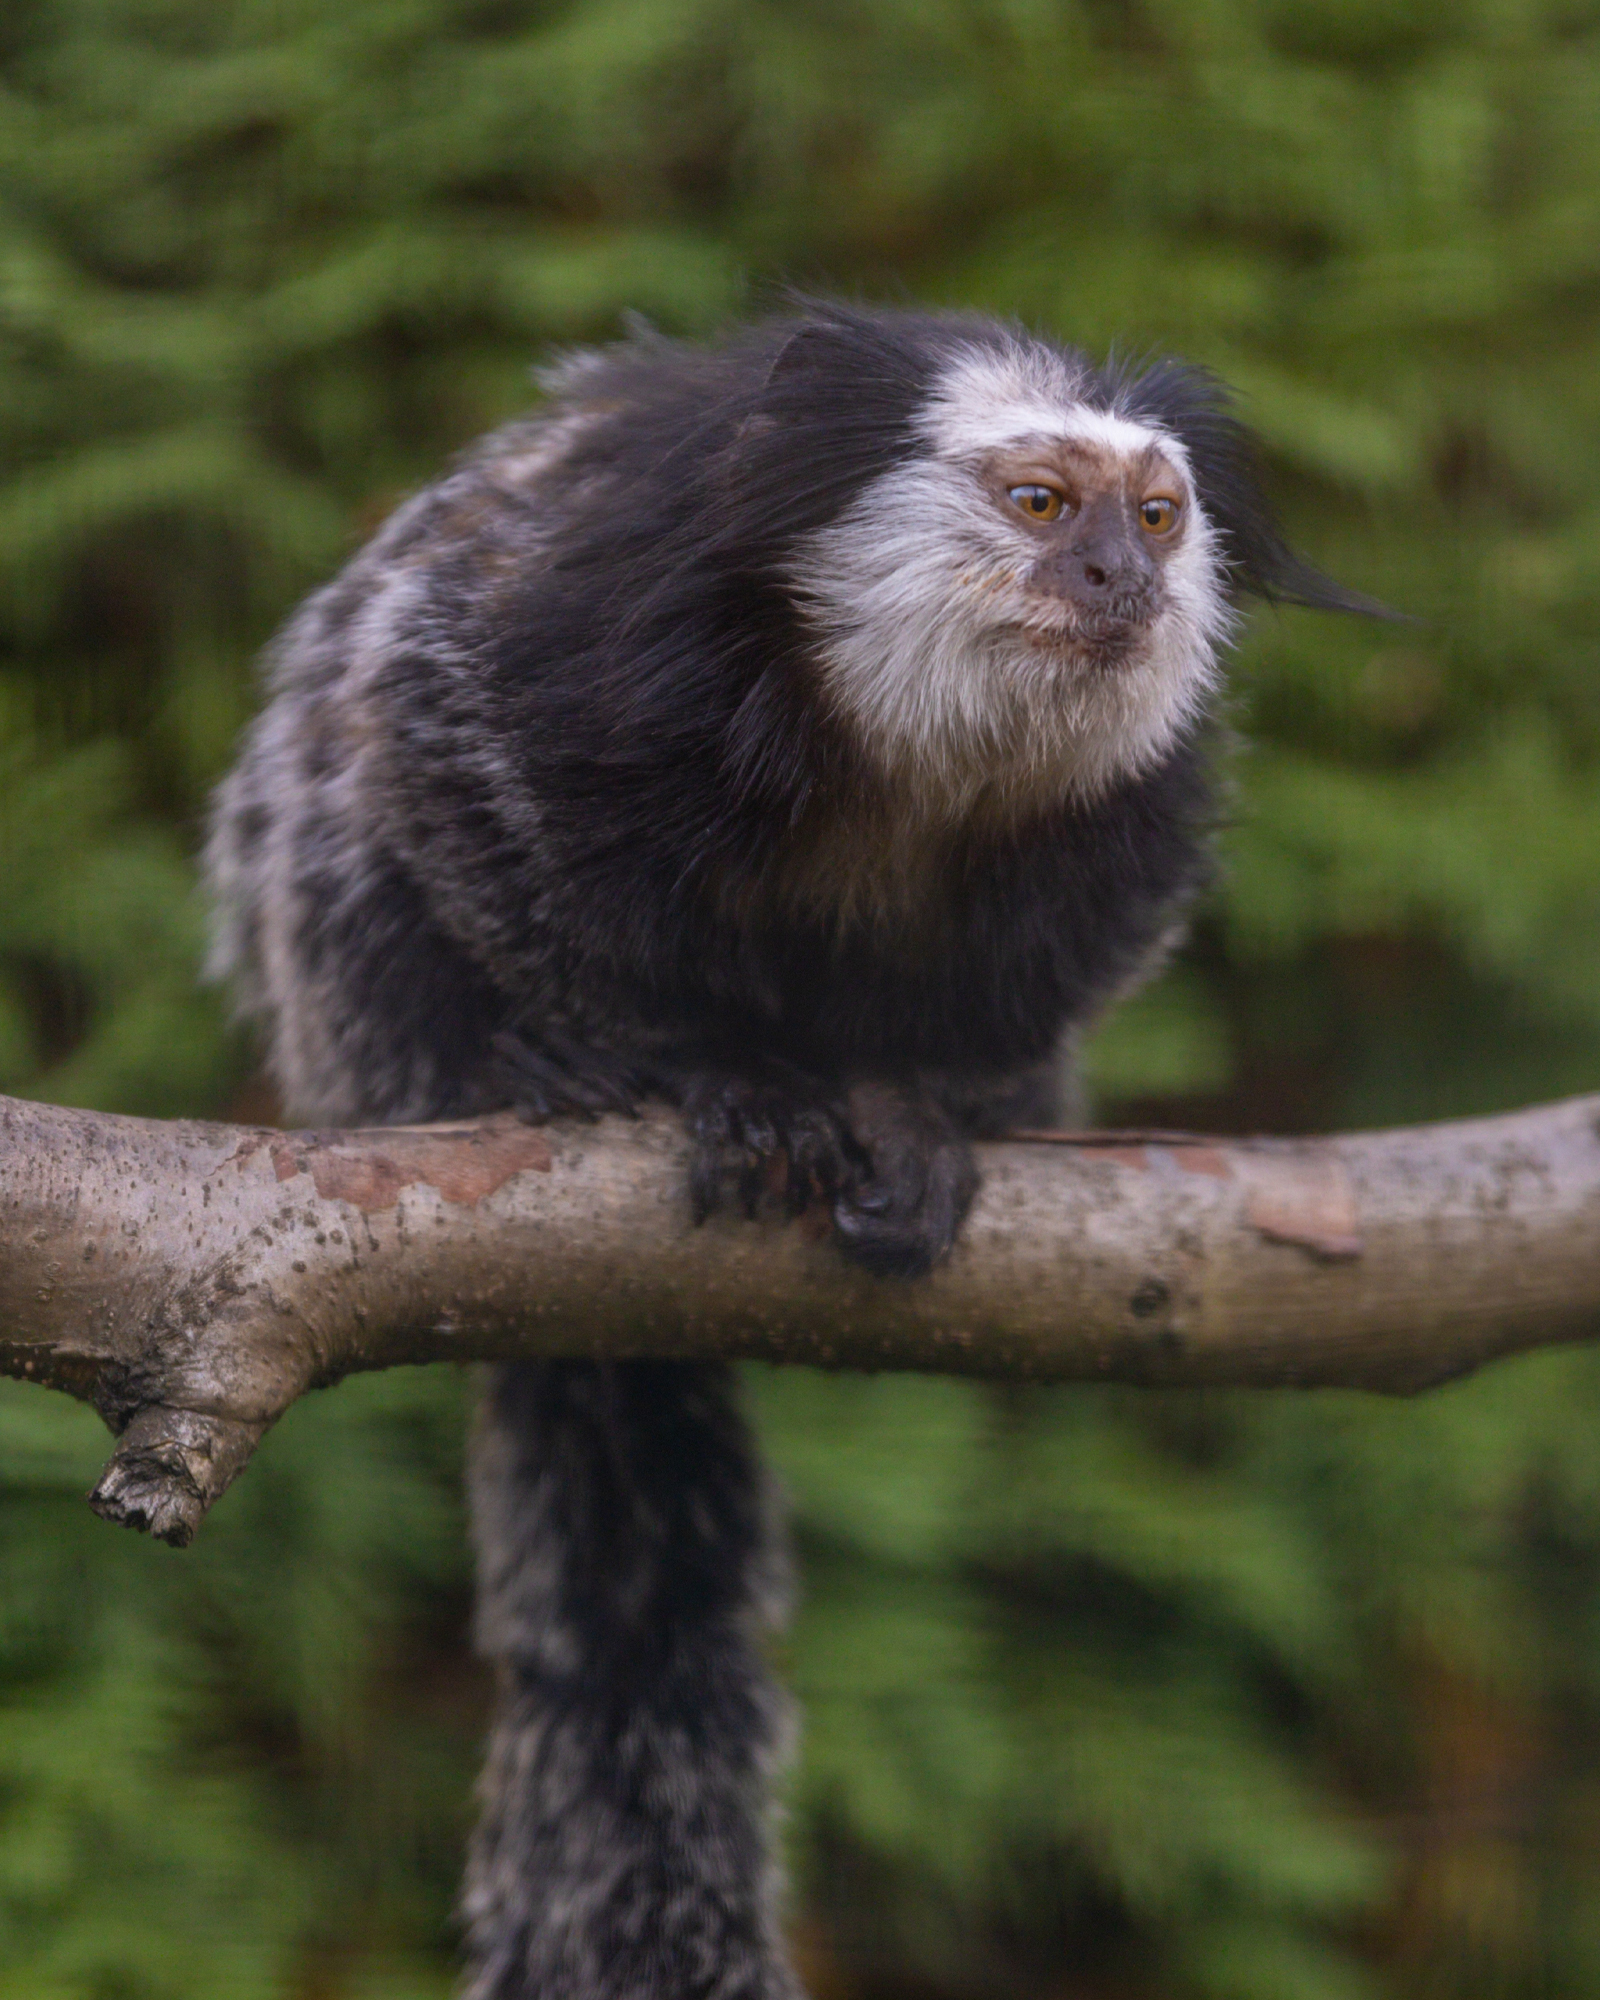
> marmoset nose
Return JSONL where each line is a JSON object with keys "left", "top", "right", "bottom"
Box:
{"left": 1071, "top": 535, "right": 1140, "bottom": 598}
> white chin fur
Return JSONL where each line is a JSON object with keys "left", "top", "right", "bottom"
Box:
{"left": 791, "top": 431, "right": 1233, "bottom": 819}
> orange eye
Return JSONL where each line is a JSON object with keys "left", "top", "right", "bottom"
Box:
{"left": 1139, "top": 495, "right": 1180, "bottom": 535}
{"left": 1008, "top": 484, "right": 1065, "bottom": 523}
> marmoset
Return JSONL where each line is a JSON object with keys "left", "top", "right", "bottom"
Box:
{"left": 207, "top": 304, "right": 1379, "bottom": 2000}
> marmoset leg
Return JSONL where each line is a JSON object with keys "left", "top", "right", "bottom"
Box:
{"left": 463, "top": 1359, "right": 799, "bottom": 2000}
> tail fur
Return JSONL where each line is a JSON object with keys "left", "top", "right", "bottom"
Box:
{"left": 462, "top": 1360, "right": 800, "bottom": 2000}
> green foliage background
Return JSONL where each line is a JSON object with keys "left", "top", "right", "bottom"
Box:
{"left": 6, "top": 1, "right": 1600, "bottom": 1993}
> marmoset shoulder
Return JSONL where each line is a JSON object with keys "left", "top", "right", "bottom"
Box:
{"left": 206, "top": 303, "right": 1380, "bottom": 2000}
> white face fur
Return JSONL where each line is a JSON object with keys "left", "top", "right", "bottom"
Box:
{"left": 791, "top": 341, "right": 1233, "bottom": 819}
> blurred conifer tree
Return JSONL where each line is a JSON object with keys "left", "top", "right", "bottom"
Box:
{"left": 6, "top": 1, "right": 1600, "bottom": 1994}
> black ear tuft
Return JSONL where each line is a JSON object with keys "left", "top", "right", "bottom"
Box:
{"left": 752, "top": 303, "right": 933, "bottom": 420}
{"left": 762, "top": 316, "right": 854, "bottom": 390}
{"left": 1120, "top": 359, "right": 1402, "bottom": 620}
{"left": 701, "top": 305, "right": 943, "bottom": 545}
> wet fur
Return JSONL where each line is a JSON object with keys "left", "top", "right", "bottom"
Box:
{"left": 206, "top": 303, "right": 1369, "bottom": 1998}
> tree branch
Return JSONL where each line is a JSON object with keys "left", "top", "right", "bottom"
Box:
{"left": 3, "top": 1090, "right": 1600, "bottom": 1545}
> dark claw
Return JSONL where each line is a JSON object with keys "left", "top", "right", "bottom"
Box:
{"left": 689, "top": 1147, "right": 721, "bottom": 1227}
{"left": 784, "top": 1109, "right": 843, "bottom": 1213}
{"left": 682, "top": 1070, "right": 851, "bottom": 1227}
{"left": 740, "top": 1104, "right": 779, "bottom": 1160}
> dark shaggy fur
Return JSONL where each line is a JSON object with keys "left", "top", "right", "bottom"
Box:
{"left": 207, "top": 303, "right": 1371, "bottom": 1999}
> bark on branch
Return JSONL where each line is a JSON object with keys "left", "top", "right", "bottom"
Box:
{"left": 3, "top": 1090, "right": 1600, "bottom": 1546}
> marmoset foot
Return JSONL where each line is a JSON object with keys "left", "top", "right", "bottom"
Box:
{"left": 680, "top": 1067, "right": 857, "bottom": 1224}
{"left": 681, "top": 1069, "right": 979, "bottom": 1279}
{"left": 830, "top": 1081, "right": 980, "bottom": 1279}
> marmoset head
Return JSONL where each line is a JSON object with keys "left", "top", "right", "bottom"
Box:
{"left": 727, "top": 310, "right": 1383, "bottom": 816}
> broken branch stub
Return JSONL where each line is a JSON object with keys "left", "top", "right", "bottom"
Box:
{"left": 3, "top": 1090, "right": 1600, "bottom": 1544}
